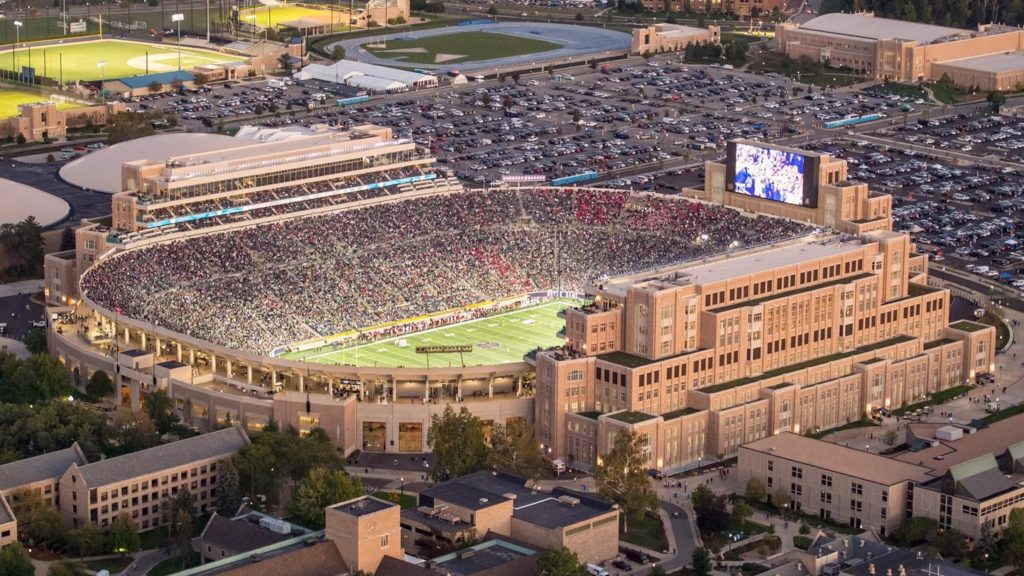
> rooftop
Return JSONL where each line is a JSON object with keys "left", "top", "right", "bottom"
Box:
{"left": 198, "top": 513, "right": 292, "bottom": 554}
{"left": 942, "top": 50, "right": 1024, "bottom": 73}
{"left": 713, "top": 272, "right": 876, "bottom": 312}
{"left": 742, "top": 433, "right": 933, "bottom": 485}
{"left": 678, "top": 240, "right": 865, "bottom": 287}
{"left": 429, "top": 537, "right": 538, "bottom": 575}
{"left": 662, "top": 407, "right": 700, "bottom": 420}
{"left": 77, "top": 427, "right": 248, "bottom": 487}
{"left": 596, "top": 350, "right": 658, "bottom": 368}
{"left": 607, "top": 410, "right": 657, "bottom": 424}
{"left": 897, "top": 414, "right": 1024, "bottom": 477}
{"left": 800, "top": 13, "right": 972, "bottom": 44}
{"left": 421, "top": 482, "right": 510, "bottom": 511}
{"left": 950, "top": 320, "right": 989, "bottom": 333}
{"left": 0, "top": 444, "right": 87, "bottom": 492}
{"left": 329, "top": 495, "right": 396, "bottom": 517}
{"left": 924, "top": 338, "right": 957, "bottom": 350}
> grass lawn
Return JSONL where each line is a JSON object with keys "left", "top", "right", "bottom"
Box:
{"left": 0, "top": 39, "right": 245, "bottom": 82}
{"left": 749, "top": 52, "right": 865, "bottom": 88}
{"left": 0, "top": 87, "right": 80, "bottom": 118}
{"left": 620, "top": 512, "right": 669, "bottom": 553}
{"left": 808, "top": 418, "right": 875, "bottom": 439}
{"left": 149, "top": 550, "right": 201, "bottom": 576}
{"left": 373, "top": 490, "right": 417, "bottom": 509}
{"left": 281, "top": 299, "right": 579, "bottom": 368}
{"left": 364, "top": 31, "right": 561, "bottom": 64}
{"left": 241, "top": 4, "right": 353, "bottom": 29}
{"left": 976, "top": 311, "right": 1010, "bottom": 349}
{"left": 720, "top": 32, "right": 764, "bottom": 45}
{"left": 82, "top": 556, "right": 134, "bottom": 573}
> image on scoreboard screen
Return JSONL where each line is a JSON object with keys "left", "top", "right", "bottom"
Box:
{"left": 731, "top": 142, "right": 814, "bottom": 207}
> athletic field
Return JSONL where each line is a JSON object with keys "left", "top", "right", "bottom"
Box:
{"left": 364, "top": 31, "right": 560, "bottom": 65}
{"left": 0, "top": 40, "right": 246, "bottom": 82}
{"left": 0, "top": 89, "right": 80, "bottom": 118}
{"left": 241, "top": 4, "right": 352, "bottom": 29}
{"left": 281, "top": 299, "right": 580, "bottom": 368}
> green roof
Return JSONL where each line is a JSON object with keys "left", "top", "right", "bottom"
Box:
{"left": 607, "top": 411, "right": 656, "bottom": 424}
{"left": 662, "top": 407, "right": 700, "bottom": 420}
{"left": 859, "top": 357, "right": 885, "bottom": 365}
{"left": 597, "top": 351, "right": 658, "bottom": 368}
{"left": 576, "top": 411, "right": 603, "bottom": 420}
{"left": 950, "top": 320, "right": 989, "bottom": 333}
{"left": 908, "top": 283, "right": 941, "bottom": 297}
{"left": 924, "top": 338, "right": 956, "bottom": 350}
{"left": 713, "top": 273, "right": 876, "bottom": 313}
{"left": 767, "top": 382, "right": 795, "bottom": 390}
{"left": 700, "top": 334, "right": 917, "bottom": 395}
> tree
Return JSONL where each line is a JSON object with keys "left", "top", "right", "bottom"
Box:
{"left": 427, "top": 406, "right": 489, "bottom": 481}
{"left": 891, "top": 516, "right": 936, "bottom": 547}
{"left": 931, "top": 527, "right": 966, "bottom": 561}
{"left": 59, "top": 227, "right": 75, "bottom": 251}
{"left": 24, "top": 328, "right": 48, "bottom": 355}
{"left": 331, "top": 46, "right": 345, "bottom": 60}
{"left": 106, "top": 111, "right": 157, "bottom": 144}
{"left": 278, "top": 54, "right": 293, "bottom": 74}
{"left": 745, "top": 476, "right": 766, "bottom": 503}
{"left": 15, "top": 133, "right": 25, "bottom": 145}
{"left": 488, "top": 418, "right": 543, "bottom": 477}
{"left": 66, "top": 522, "right": 104, "bottom": 558}
{"left": 149, "top": 80, "right": 164, "bottom": 94}
{"left": 692, "top": 485, "right": 729, "bottom": 534}
{"left": 593, "top": 429, "right": 657, "bottom": 533}
{"left": 1003, "top": 508, "right": 1024, "bottom": 571}
{"left": 0, "top": 542, "right": 34, "bottom": 576}
{"left": 26, "top": 506, "right": 64, "bottom": 549}
{"left": 215, "top": 459, "right": 242, "bottom": 515}
{"left": 110, "top": 513, "right": 141, "bottom": 556}
{"left": 0, "top": 217, "right": 44, "bottom": 278}
{"left": 48, "top": 560, "right": 90, "bottom": 576}
{"left": 3, "top": 353, "right": 74, "bottom": 404}
{"left": 692, "top": 546, "right": 712, "bottom": 576}
{"left": 86, "top": 370, "right": 114, "bottom": 398}
{"left": 537, "top": 546, "right": 585, "bottom": 576}
{"left": 170, "top": 509, "right": 194, "bottom": 566}
{"left": 772, "top": 487, "right": 791, "bottom": 513}
{"left": 487, "top": 4, "right": 497, "bottom": 15}
{"left": 109, "top": 407, "right": 160, "bottom": 455}
{"left": 648, "top": 567, "right": 668, "bottom": 576}
{"left": 287, "top": 467, "right": 364, "bottom": 529}
{"left": 575, "top": 11, "right": 584, "bottom": 20}
{"left": 881, "top": 428, "right": 899, "bottom": 449}
{"left": 145, "top": 388, "right": 180, "bottom": 435}
{"left": 987, "top": 90, "right": 1006, "bottom": 113}
{"left": 732, "top": 499, "right": 753, "bottom": 527}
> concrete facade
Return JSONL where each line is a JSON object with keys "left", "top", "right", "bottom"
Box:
{"left": 631, "top": 24, "right": 720, "bottom": 55}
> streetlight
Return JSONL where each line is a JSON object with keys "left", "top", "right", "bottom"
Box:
{"left": 172, "top": 13, "right": 184, "bottom": 71}
{"left": 97, "top": 60, "right": 105, "bottom": 84}
{"left": 13, "top": 20, "right": 22, "bottom": 70}
{"left": 399, "top": 477, "right": 405, "bottom": 498}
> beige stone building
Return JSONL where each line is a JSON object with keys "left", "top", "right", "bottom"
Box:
{"left": 638, "top": 0, "right": 784, "bottom": 17}
{"left": 58, "top": 426, "right": 249, "bottom": 532}
{"left": 536, "top": 141, "right": 995, "bottom": 475}
{"left": 0, "top": 444, "right": 88, "bottom": 548}
{"left": 631, "top": 24, "right": 720, "bottom": 55}
{"left": 739, "top": 414, "right": 1024, "bottom": 541}
{"left": 775, "top": 12, "right": 1024, "bottom": 90}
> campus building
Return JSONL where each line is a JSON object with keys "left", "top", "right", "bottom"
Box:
{"left": 638, "top": 0, "right": 785, "bottom": 17}
{"left": 534, "top": 142, "right": 995, "bottom": 474}
{"left": 775, "top": 12, "right": 1024, "bottom": 90}
{"left": 0, "top": 444, "right": 89, "bottom": 548}
{"left": 631, "top": 24, "right": 720, "bottom": 55}
{"left": 739, "top": 414, "right": 1024, "bottom": 541}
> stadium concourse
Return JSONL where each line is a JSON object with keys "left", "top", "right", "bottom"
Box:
{"left": 80, "top": 188, "right": 812, "bottom": 356}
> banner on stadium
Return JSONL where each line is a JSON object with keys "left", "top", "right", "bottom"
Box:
{"left": 416, "top": 345, "right": 473, "bottom": 354}
{"left": 70, "top": 21, "right": 88, "bottom": 33}
{"left": 501, "top": 175, "right": 546, "bottom": 183}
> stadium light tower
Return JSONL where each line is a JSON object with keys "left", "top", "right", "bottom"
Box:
{"left": 97, "top": 60, "right": 105, "bottom": 84}
{"left": 206, "top": 0, "right": 211, "bottom": 42}
{"left": 172, "top": 13, "right": 184, "bottom": 71}
{"left": 12, "top": 21, "right": 21, "bottom": 69}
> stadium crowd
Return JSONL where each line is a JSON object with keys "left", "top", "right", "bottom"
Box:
{"left": 82, "top": 189, "right": 812, "bottom": 354}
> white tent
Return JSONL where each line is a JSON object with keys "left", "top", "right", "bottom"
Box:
{"left": 293, "top": 60, "right": 438, "bottom": 90}
{"left": 346, "top": 74, "right": 406, "bottom": 92}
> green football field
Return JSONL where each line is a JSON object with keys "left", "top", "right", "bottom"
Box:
{"left": 0, "top": 88, "right": 81, "bottom": 118}
{"left": 364, "top": 31, "right": 561, "bottom": 65}
{"left": 282, "top": 299, "right": 581, "bottom": 368}
{"left": 0, "top": 40, "right": 246, "bottom": 82}
{"left": 241, "top": 4, "right": 352, "bottom": 29}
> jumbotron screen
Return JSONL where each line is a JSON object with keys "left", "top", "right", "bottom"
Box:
{"left": 728, "top": 142, "right": 818, "bottom": 208}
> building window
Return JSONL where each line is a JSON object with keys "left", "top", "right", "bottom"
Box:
{"left": 821, "top": 474, "right": 832, "bottom": 487}
{"left": 791, "top": 466, "right": 802, "bottom": 479}
{"left": 381, "top": 534, "right": 390, "bottom": 549}
{"left": 851, "top": 482, "right": 863, "bottom": 496}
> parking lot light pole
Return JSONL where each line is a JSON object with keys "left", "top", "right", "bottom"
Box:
{"left": 172, "top": 13, "right": 184, "bottom": 72}
{"left": 13, "top": 21, "right": 22, "bottom": 71}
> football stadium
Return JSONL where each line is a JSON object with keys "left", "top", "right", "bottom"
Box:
{"left": 0, "top": 39, "right": 246, "bottom": 82}
{"left": 44, "top": 124, "right": 825, "bottom": 455}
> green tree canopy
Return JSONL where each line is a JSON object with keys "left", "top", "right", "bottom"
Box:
{"left": 537, "top": 546, "right": 585, "bottom": 576}
{"left": 487, "top": 418, "right": 543, "bottom": 478}
{"left": 24, "top": 328, "right": 47, "bottom": 355}
{"left": 110, "top": 513, "right": 141, "bottom": 556}
{"left": 745, "top": 476, "right": 766, "bottom": 503}
{"left": 215, "top": 458, "right": 243, "bottom": 515}
{"left": 0, "top": 542, "right": 35, "bottom": 576}
{"left": 48, "top": 560, "right": 90, "bottom": 576}
{"left": 692, "top": 546, "right": 712, "bottom": 576}
{"left": 86, "top": 370, "right": 114, "bottom": 398}
{"left": 1003, "top": 508, "right": 1024, "bottom": 571}
{"left": 427, "top": 406, "right": 489, "bottom": 481}
{"left": 0, "top": 217, "right": 44, "bottom": 278}
{"left": 286, "top": 467, "right": 364, "bottom": 529}
{"left": 593, "top": 429, "right": 657, "bottom": 532}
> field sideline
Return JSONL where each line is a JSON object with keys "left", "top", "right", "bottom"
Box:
{"left": 0, "top": 39, "right": 245, "bottom": 82}
{"left": 281, "top": 299, "right": 580, "bottom": 368}
{"left": 364, "top": 31, "right": 561, "bottom": 65}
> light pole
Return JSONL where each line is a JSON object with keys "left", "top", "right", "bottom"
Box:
{"left": 13, "top": 21, "right": 22, "bottom": 71}
{"left": 172, "top": 13, "right": 184, "bottom": 71}
{"left": 245, "top": 14, "right": 256, "bottom": 44}
{"left": 97, "top": 61, "right": 105, "bottom": 93}
{"left": 206, "top": 0, "right": 211, "bottom": 42}
{"left": 399, "top": 477, "right": 405, "bottom": 498}
{"left": 62, "top": 0, "right": 67, "bottom": 36}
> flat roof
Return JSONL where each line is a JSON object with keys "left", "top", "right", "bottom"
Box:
{"left": 431, "top": 538, "right": 537, "bottom": 574}
{"left": 742, "top": 433, "right": 933, "bottom": 485}
{"left": 678, "top": 240, "right": 865, "bottom": 286}
{"left": 422, "top": 482, "right": 510, "bottom": 510}
{"left": 896, "top": 415, "right": 1024, "bottom": 476}
{"left": 330, "top": 496, "right": 395, "bottom": 517}
{"left": 800, "top": 13, "right": 971, "bottom": 44}
{"left": 939, "top": 51, "right": 1024, "bottom": 73}
{"left": 607, "top": 410, "right": 656, "bottom": 424}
